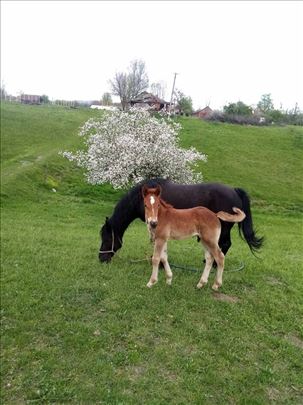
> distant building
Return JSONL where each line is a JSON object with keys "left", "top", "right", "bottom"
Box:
{"left": 193, "top": 106, "right": 213, "bottom": 119}
{"left": 90, "top": 105, "right": 118, "bottom": 111}
{"left": 19, "top": 94, "right": 41, "bottom": 104}
{"left": 130, "top": 92, "right": 170, "bottom": 111}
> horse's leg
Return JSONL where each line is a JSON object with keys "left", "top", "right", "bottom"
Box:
{"left": 197, "top": 249, "right": 214, "bottom": 289}
{"left": 208, "top": 223, "right": 232, "bottom": 269}
{"left": 160, "top": 242, "right": 173, "bottom": 285}
{"left": 211, "top": 247, "right": 225, "bottom": 291}
{"left": 147, "top": 239, "right": 165, "bottom": 288}
{"left": 218, "top": 222, "right": 233, "bottom": 256}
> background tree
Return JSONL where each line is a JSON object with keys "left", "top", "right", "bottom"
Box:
{"left": 224, "top": 101, "right": 253, "bottom": 116}
{"left": 267, "top": 109, "right": 284, "bottom": 123}
{"left": 150, "top": 81, "right": 166, "bottom": 99}
{"left": 101, "top": 92, "right": 112, "bottom": 106}
{"left": 110, "top": 59, "right": 149, "bottom": 110}
{"left": 40, "top": 94, "right": 49, "bottom": 103}
{"left": 176, "top": 90, "right": 193, "bottom": 115}
{"left": 257, "top": 94, "right": 274, "bottom": 114}
{"left": 1, "top": 82, "right": 7, "bottom": 99}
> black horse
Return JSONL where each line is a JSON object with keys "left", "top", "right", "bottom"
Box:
{"left": 99, "top": 178, "right": 263, "bottom": 263}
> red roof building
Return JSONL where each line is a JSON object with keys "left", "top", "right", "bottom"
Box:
{"left": 193, "top": 106, "right": 213, "bottom": 119}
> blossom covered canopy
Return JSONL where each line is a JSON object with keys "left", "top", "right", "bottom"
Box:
{"left": 62, "top": 108, "right": 207, "bottom": 189}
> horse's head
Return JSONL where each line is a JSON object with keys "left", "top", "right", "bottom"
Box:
{"left": 99, "top": 217, "right": 122, "bottom": 263}
{"left": 142, "top": 184, "right": 161, "bottom": 229}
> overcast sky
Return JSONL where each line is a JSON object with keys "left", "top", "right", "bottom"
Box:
{"left": 1, "top": 0, "right": 303, "bottom": 110}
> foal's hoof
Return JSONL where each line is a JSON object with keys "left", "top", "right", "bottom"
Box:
{"left": 212, "top": 282, "right": 221, "bottom": 291}
{"left": 146, "top": 280, "right": 157, "bottom": 288}
{"left": 166, "top": 278, "right": 172, "bottom": 286}
{"left": 197, "top": 281, "right": 207, "bottom": 289}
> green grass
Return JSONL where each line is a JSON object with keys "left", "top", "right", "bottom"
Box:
{"left": 1, "top": 102, "right": 303, "bottom": 403}
{"left": 179, "top": 117, "right": 303, "bottom": 212}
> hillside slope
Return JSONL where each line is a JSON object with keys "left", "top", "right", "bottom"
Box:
{"left": 179, "top": 117, "right": 303, "bottom": 212}
{"left": 1, "top": 102, "right": 302, "bottom": 212}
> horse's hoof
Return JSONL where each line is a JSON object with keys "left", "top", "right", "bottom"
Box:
{"left": 166, "top": 279, "right": 172, "bottom": 286}
{"left": 147, "top": 280, "right": 157, "bottom": 288}
{"left": 197, "top": 281, "right": 206, "bottom": 289}
{"left": 212, "top": 283, "right": 221, "bottom": 291}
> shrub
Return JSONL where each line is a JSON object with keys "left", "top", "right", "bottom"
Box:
{"left": 223, "top": 101, "right": 253, "bottom": 116}
{"left": 62, "top": 107, "right": 207, "bottom": 189}
{"left": 206, "top": 111, "right": 266, "bottom": 126}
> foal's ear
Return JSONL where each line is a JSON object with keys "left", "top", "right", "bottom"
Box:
{"left": 142, "top": 184, "right": 149, "bottom": 197}
{"left": 155, "top": 184, "right": 162, "bottom": 196}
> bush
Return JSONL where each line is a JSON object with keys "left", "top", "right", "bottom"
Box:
{"left": 271, "top": 111, "right": 303, "bottom": 126}
{"left": 206, "top": 111, "right": 266, "bottom": 126}
{"left": 223, "top": 101, "right": 253, "bottom": 116}
{"left": 62, "top": 107, "right": 207, "bottom": 189}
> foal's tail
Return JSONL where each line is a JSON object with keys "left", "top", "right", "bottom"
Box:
{"left": 234, "top": 188, "right": 264, "bottom": 253}
{"left": 217, "top": 207, "right": 246, "bottom": 223}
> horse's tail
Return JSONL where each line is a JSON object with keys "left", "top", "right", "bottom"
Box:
{"left": 235, "top": 188, "right": 264, "bottom": 253}
{"left": 217, "top": 207, "right": 246, "bottom": 223}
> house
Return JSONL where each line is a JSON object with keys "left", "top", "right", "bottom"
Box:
{"left": 90, "top": 105, "right": 118, "bottom": 111}
{"left": 193, "top": 106, "right": 213, "bottom": 119}
{"left": 129, "top": 92, "right": 170, "bottom": 111}
{"left": 20, "top": 94, "right": 41, "bottom": 104}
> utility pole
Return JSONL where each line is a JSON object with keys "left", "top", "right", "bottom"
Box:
{"left": 169, "top": 72, "right": 178, "bottom": 113}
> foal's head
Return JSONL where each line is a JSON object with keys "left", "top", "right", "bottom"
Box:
{"left": 142, "top": 185, "right": 162, "bottom": 229}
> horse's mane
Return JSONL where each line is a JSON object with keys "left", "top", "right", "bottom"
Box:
{"left": 159, "top": 198, "right": 173, "bottom": 209}
{"left": 109, "top": 178, "right": 170, "bottom": 231}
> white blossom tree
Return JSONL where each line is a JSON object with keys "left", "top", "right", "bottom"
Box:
{"left": 62, "top": 107, "right": 207, "bottom": 189}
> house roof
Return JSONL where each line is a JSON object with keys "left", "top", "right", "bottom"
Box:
{"left": 130, "top": 92, "right": 169, "bottom": 105}
{"left": 194, "top": 106, "right": 213, "bottom": 114}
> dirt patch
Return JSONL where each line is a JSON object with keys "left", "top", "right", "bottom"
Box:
{"left": 20, "top": 160, "right": 32, "bottom": 166}
{"left": 116, "top": 365, "right": 146, "bottom": 380}
{"left": 122, "top": 366, "right": 147, "bottom": 382}
{"left": 267, "top": 387, "right": 281, "bottom": 401}
{"left": 129, "top": 366, "right": 146, "bottom": 377}
{"left": 160, "top": 368, "right": 178, "bottom": 382}
{"left": 212, "top": 292, "right": 240, "bottom": 303}
{"left": 266, "top": 276, "right": 284, "bottom": 286}
{"left": 285, "top": 334, "right": 303, "bottom": 349}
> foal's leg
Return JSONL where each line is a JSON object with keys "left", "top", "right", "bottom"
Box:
{"left": 197, "top": 250, "right": 214, "bottom": 289}
{"left": 160, "top": 242, "right": 173, "bottom": 285}
{"left": 147, "top": 239, "right": 166, "bottom": 288}
{"left": 211, "top": 247, "right": 225, "bottom": 291}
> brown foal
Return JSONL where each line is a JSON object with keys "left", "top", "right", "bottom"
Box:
{"left": 142, "top": 185, "right": 246, "bottom": 290}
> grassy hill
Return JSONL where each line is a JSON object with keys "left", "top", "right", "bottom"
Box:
{"left": 2, "top": 102, "right": 302, "bottom": 211}
{"left": 1, "top": 102, "right": 303, "bottom": 403}
{"left": 180, "top": 117, "right": 303, "bottom": 212}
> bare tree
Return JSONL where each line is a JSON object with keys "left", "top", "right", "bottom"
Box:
{"left": 110, "top": 59, "right": 149, "bottom": 110}
{"left": 127, "top": 60, "right": 149, "bottom": 98}
{"left": 150, "top": 81, "right": 167, "bottom": 99}
{"left": 101, "top": 92, "right": 113, "bottom": 106}
{"left": 0, "top": 81, "right": 7, "bottom": 100}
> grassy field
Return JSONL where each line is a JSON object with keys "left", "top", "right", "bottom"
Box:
{"left": 1, "top": 102, "right": 303, "bottom": 404}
